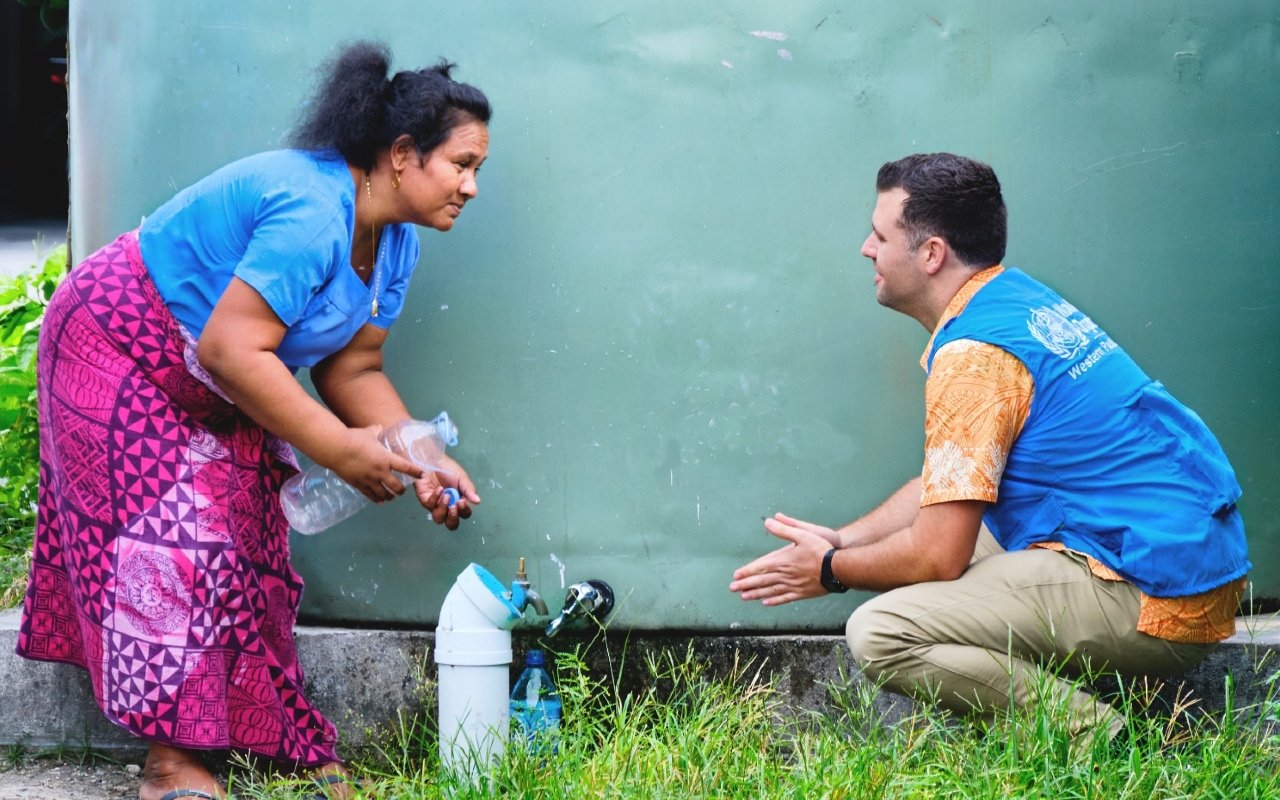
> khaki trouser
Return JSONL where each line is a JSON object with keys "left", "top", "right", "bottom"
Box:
{"left": 845, "top": 529, "right": 1214, "bottom": 741}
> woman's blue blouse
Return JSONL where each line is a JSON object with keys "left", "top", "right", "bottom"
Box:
{"left": 139, "top": 149, "right": 420, "bottom": 369}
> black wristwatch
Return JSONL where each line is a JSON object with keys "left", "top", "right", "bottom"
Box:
{"left": 820, "top": 548, "right": 848, "bottom": 593}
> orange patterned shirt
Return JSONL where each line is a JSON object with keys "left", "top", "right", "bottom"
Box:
{"left": 918, "top": 266, "right": 1242, "bottom": 644}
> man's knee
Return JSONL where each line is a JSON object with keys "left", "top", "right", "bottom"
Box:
{"left": 845, "top": 596, "right": 908, "bottom": 680}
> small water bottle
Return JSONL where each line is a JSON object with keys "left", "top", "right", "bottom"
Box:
{"left": 280, "top": 412, "right": 459, "bottom": 534}
{"left": 509, "top": 649, "right": 561, "bottom": 750}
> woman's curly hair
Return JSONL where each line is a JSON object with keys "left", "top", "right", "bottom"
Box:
{"left": 290, "top": 40, "right": 491, "bottom": 171}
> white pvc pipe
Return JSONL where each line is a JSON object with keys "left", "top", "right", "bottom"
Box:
{"left": 435, "top": 563, "right": 524, "bottom": 776}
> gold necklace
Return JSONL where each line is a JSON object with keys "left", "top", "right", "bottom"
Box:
{"left": 371, "top": 234, "right": 385, "bottom": 318}
{"left": 363, "top": 174, "right": 382, "bottom": 318}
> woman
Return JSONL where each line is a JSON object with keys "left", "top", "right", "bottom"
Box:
{"left": 17, "top": 41, "right": 488, "bottom": 799}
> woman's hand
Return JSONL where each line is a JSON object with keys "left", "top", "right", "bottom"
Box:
{"left": 411, "top": 454, "right": 480, "bottom": 531}
{"left": 330, "top": 425, "right": 425, "bottom": 503}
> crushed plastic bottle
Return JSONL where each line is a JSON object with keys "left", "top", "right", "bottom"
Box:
{"left": 280, "top": 412, "right": 458, "bottom": 534}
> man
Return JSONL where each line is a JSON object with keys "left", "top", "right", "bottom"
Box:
{"left": 729, "top": 153, "right": 1250, "bottom": 743}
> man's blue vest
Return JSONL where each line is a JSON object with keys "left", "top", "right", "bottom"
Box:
{"left": 927, "top": 268, "right": 1250, "bottom": 597}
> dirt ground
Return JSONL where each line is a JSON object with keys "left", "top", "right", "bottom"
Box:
{"left": 0, "top": 759, "right": 142, "bottom": 799}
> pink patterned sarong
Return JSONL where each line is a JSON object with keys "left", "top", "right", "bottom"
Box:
{"left": 17, "top": 231, "right": 339, "bottom": 766}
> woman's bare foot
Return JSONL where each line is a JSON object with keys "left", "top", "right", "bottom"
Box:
{"left": 309, "top": 762, "right": 360, "bottom": 799}
{"left": 138, "top": 742, "right": 225, "bottom": 800}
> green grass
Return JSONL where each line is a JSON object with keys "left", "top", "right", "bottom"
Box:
{"left": 219, "top": 643, "right": 1280, "bottom": 799}
{"left": 0, "top": 514, "right": 33, "bottom": 609}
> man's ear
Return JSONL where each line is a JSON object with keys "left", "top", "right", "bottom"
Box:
{"left": 922, "top": 236, "right": 948, "bottom": 275}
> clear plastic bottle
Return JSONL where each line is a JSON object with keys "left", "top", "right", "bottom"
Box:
{"left": 280, "top": 412, "right": 459, "bottom": 534}
{"left": 509, "top": 649, "right": 561, "bottom": 750}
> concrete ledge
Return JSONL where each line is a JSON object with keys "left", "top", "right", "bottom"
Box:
{"left": 1, "top": 610, "right": 1275, "bottom": 758}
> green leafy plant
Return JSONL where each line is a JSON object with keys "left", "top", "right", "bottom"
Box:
{"left": 0, "top": 243, "right": 67, "bottom": 607}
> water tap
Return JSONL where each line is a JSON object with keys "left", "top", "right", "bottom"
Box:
{"left": 512, "top": 557, "right": 548, "bottom": 616}
{"left": 545, "top": 579, "right": 615, "bottom": 637}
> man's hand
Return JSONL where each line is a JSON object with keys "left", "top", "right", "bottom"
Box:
{"left": 766, "top": 512, "right": 842, "bottom": 547}
{"left": 412, "top": 454, "right": 480, "bottom": 531}
{"left": 729, "top": 515, "right": 835, "bottom": 606}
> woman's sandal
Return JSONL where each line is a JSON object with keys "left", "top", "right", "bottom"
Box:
{"left": 159, "top": 791, "right": 220, "bottom": 800}
{"left": 311, "top": 772, "right": 365, "bottom": 798}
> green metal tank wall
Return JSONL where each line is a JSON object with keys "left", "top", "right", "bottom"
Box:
{"left": 68, "top": 2, "right": 1279, "bottom": 629}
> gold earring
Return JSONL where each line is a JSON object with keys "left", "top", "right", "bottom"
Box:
{"left": 392, "top": 170, "right": 401, "bottom": 190}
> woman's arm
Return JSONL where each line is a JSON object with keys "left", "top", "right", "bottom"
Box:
{"left": 309, "top": 323, "right": 410, "bottom": 428}
{"left": 311, "top": 321, "right": 480, "bottom": 528}
{"left": 196, "top": 277, "right": 417, "bottom": 502}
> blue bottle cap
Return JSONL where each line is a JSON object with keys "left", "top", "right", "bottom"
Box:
{"left": 526, "top": 649, "right": 545, "bottom": 666}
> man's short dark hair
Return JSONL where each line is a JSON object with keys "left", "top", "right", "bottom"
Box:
{"left": 875, "top": 153, "right": 1007, "bottom": 268}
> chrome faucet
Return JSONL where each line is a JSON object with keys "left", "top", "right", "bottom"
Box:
{"left": 512, "top": 557, "right": 548, "bottom": 616}
{"left": 545, "top": 579, "right": 614, "bottom": 637}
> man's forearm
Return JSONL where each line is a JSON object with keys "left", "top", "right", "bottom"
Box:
{"left": 829, "top": 497, "right": 987, "bottom": 590}
{"left": 834, "top": 476, "right": 922, "bottom": 548}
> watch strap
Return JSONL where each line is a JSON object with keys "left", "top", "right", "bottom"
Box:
{"left": 820, "top": 547, "right": 848, "bottom": 593}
